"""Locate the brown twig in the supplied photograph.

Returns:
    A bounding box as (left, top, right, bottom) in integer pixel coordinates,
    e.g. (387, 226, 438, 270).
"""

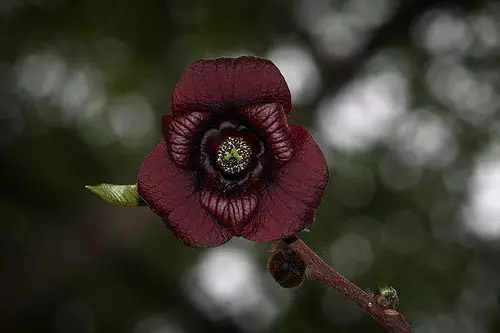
(272, 236, 414, 333)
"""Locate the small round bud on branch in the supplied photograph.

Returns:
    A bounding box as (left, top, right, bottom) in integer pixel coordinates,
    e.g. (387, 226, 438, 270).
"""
(376, 285, 400, 310)
(268, 247, 306, 288)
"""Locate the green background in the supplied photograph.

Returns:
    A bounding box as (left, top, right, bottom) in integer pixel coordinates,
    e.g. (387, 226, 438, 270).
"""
(1, 0, 500, 332)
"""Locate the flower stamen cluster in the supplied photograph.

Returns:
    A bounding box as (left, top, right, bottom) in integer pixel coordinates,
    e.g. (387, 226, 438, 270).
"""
(216, 137, 252, 174)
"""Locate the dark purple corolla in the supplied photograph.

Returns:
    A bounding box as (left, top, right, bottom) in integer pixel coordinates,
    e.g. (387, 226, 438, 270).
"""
(138, 56, 329, 247)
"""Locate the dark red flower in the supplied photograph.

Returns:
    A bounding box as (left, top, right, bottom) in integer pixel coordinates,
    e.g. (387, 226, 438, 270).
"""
(138, 56, 329, 247)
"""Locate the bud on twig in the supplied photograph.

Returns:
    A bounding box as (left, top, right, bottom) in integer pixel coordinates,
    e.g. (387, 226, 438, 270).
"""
(270, 237, 414, 333)
(375, 285, 400, 310)
(268, 247, 306, 288)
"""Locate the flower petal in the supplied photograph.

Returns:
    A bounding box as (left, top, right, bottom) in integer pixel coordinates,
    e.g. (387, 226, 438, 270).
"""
(200, 188, 258, 236)
(172, 56, 292, 116)
(138, 140, 232, 247)
(240, 103, 293, 165)
(163, 112, 210, 168)
(242, 125, 329, 241)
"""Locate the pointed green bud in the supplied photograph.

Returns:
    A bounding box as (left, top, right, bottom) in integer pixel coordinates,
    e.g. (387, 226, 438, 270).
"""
(85, 183, 145, 206)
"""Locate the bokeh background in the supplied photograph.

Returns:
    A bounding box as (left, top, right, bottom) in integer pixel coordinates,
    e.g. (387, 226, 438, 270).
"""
(2, 0, 500, 332)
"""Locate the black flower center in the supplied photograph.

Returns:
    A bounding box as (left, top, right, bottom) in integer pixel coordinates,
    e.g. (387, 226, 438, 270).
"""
(216, 137, 252, 174)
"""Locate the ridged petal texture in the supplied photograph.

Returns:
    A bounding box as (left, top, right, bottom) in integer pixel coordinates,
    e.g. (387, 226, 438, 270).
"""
(242, 125, 330, 241)
(163, 112, 210, 168)
(200, 189, 258, 236)
(138, 140, 232, 247)
(240, 103, 293, 165)
(171, 56, 292, 116)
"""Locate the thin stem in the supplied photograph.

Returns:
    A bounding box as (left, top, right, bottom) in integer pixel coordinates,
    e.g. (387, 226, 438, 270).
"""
(287, 237, 414, 333)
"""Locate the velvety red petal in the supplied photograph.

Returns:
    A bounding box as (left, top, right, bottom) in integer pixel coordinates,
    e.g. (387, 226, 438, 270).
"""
(172, 56, 292, 116)
(138, 140, 232, 247)
(163, 112, 210, 168)
(242, 125, 329, 241)
(200, 188, 258, 236)
(240, 103, 293, 165)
